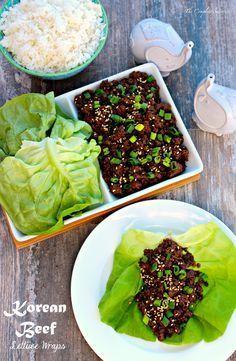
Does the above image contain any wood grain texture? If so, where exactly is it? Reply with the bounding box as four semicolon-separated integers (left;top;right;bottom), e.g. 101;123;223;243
0;0;235;360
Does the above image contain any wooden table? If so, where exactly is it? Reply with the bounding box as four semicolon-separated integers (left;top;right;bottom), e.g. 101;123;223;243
0;0;235;360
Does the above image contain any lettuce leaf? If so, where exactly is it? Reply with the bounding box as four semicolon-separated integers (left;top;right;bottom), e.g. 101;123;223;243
0;92;92;157
0;137;102;234
99;223;236;344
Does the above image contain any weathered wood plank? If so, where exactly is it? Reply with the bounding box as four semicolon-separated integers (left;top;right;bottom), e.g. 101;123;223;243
0;0;235;360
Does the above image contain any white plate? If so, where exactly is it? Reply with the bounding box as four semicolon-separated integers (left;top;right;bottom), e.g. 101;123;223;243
6;63;203;243
71;199;236;361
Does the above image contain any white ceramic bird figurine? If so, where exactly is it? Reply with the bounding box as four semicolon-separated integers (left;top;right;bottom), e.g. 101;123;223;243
130;18;194;77
193;74;236;136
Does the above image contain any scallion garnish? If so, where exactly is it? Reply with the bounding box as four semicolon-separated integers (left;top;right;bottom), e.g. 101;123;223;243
150;86;157;92
135;95;141;102
162;299;169;308
146;154;153;162
143;314;150;325
147;172;155;179
173;265;180;275
184;286;193;294
110;177;119;183
116;84;126;96
154;156;161;164
171;161;179;170
129;158;140;165
146;93;153;100
163;281;168;290
95;88;105;96
109;95;120;105
94;100;100;109
129;84;138;93
124;183;130;190
169;301;175;309
111;114;124;123
189;304;195;311
157;271;163;278
200;273;208;282
163;157;171;167
164;135;172;143
151;262;158;272
126;124;135;133
165;269;172;276
152;147;160;156
159;109;165;117
161;316;170;327
164;113;172;120
135;123;144;131
116;149;122;158
147;75;155;83
83;92;91;99
103;147;110;155
150;132;157;140
97;135;103;144
130;151;138;158
129;135;137;143
163;292;169;298
178;270;187;280
169;126;180;136
141;255;148;263
110;157;122;165
157;134;163;141
129;175;134;182
154;299;162;307
166;310;173;318
166;252;171;260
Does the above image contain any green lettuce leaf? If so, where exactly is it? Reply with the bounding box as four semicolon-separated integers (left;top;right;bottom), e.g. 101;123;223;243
99;223;236;344
0;137;102;234
0;92;92;158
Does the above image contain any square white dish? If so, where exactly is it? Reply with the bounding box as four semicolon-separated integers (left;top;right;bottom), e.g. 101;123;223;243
4;63;203;247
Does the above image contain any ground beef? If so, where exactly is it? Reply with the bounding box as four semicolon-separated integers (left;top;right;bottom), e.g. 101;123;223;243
135;238;208;341
74;71;189;197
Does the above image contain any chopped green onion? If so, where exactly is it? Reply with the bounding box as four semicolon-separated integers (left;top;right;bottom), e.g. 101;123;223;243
152;147;160;156
184;286;193;294
157;271;163;278
159;109;165;117
109;95;120;104
154;156;161;164
189;304;195;311
163;281;168;290
169;301;175;309
147;172;155;179
140;103;148;110
111;177;119;183
130;84;138;93
161;316;170;327
166;310;173;318
180;323;186;329
94;101;100;109
103;147;110;155
164;135;172;143
163;157;171;167
164;113;172;120
157;134;163;141
116;149;122;158
200;272;208;282
116;84;126;96
162;299;169;308
129;175;134;182
143;314;150;325
135;123;145;131
130;151;138;158
147;75;155;83
111;114;124;123
173;265;180;275
141;255;148;263
163;151;172;158
169;126;180;136
150;132;157;140
163;292;169;298
165;270;172;276
151;262;158;272
146;93;153;100
178;270;187;280
111;157;122;165
135;95;141;102
140;158;148;165
83;92;91;99
129;135;137;143
134;102;148;111
97;135;103;144
126;124;135;133
126;118;135;124
154;299;162;307
166;252;171;260
129;158;140;165
150;86;157;92
146;154;153;162
95;88;105;96
171;161;179;170
124;184;130;190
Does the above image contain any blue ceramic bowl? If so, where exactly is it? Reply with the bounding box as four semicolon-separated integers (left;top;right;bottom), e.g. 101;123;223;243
0;0;108;80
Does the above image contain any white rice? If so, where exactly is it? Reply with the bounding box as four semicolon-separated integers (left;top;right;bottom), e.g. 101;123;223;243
0;0;105;73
